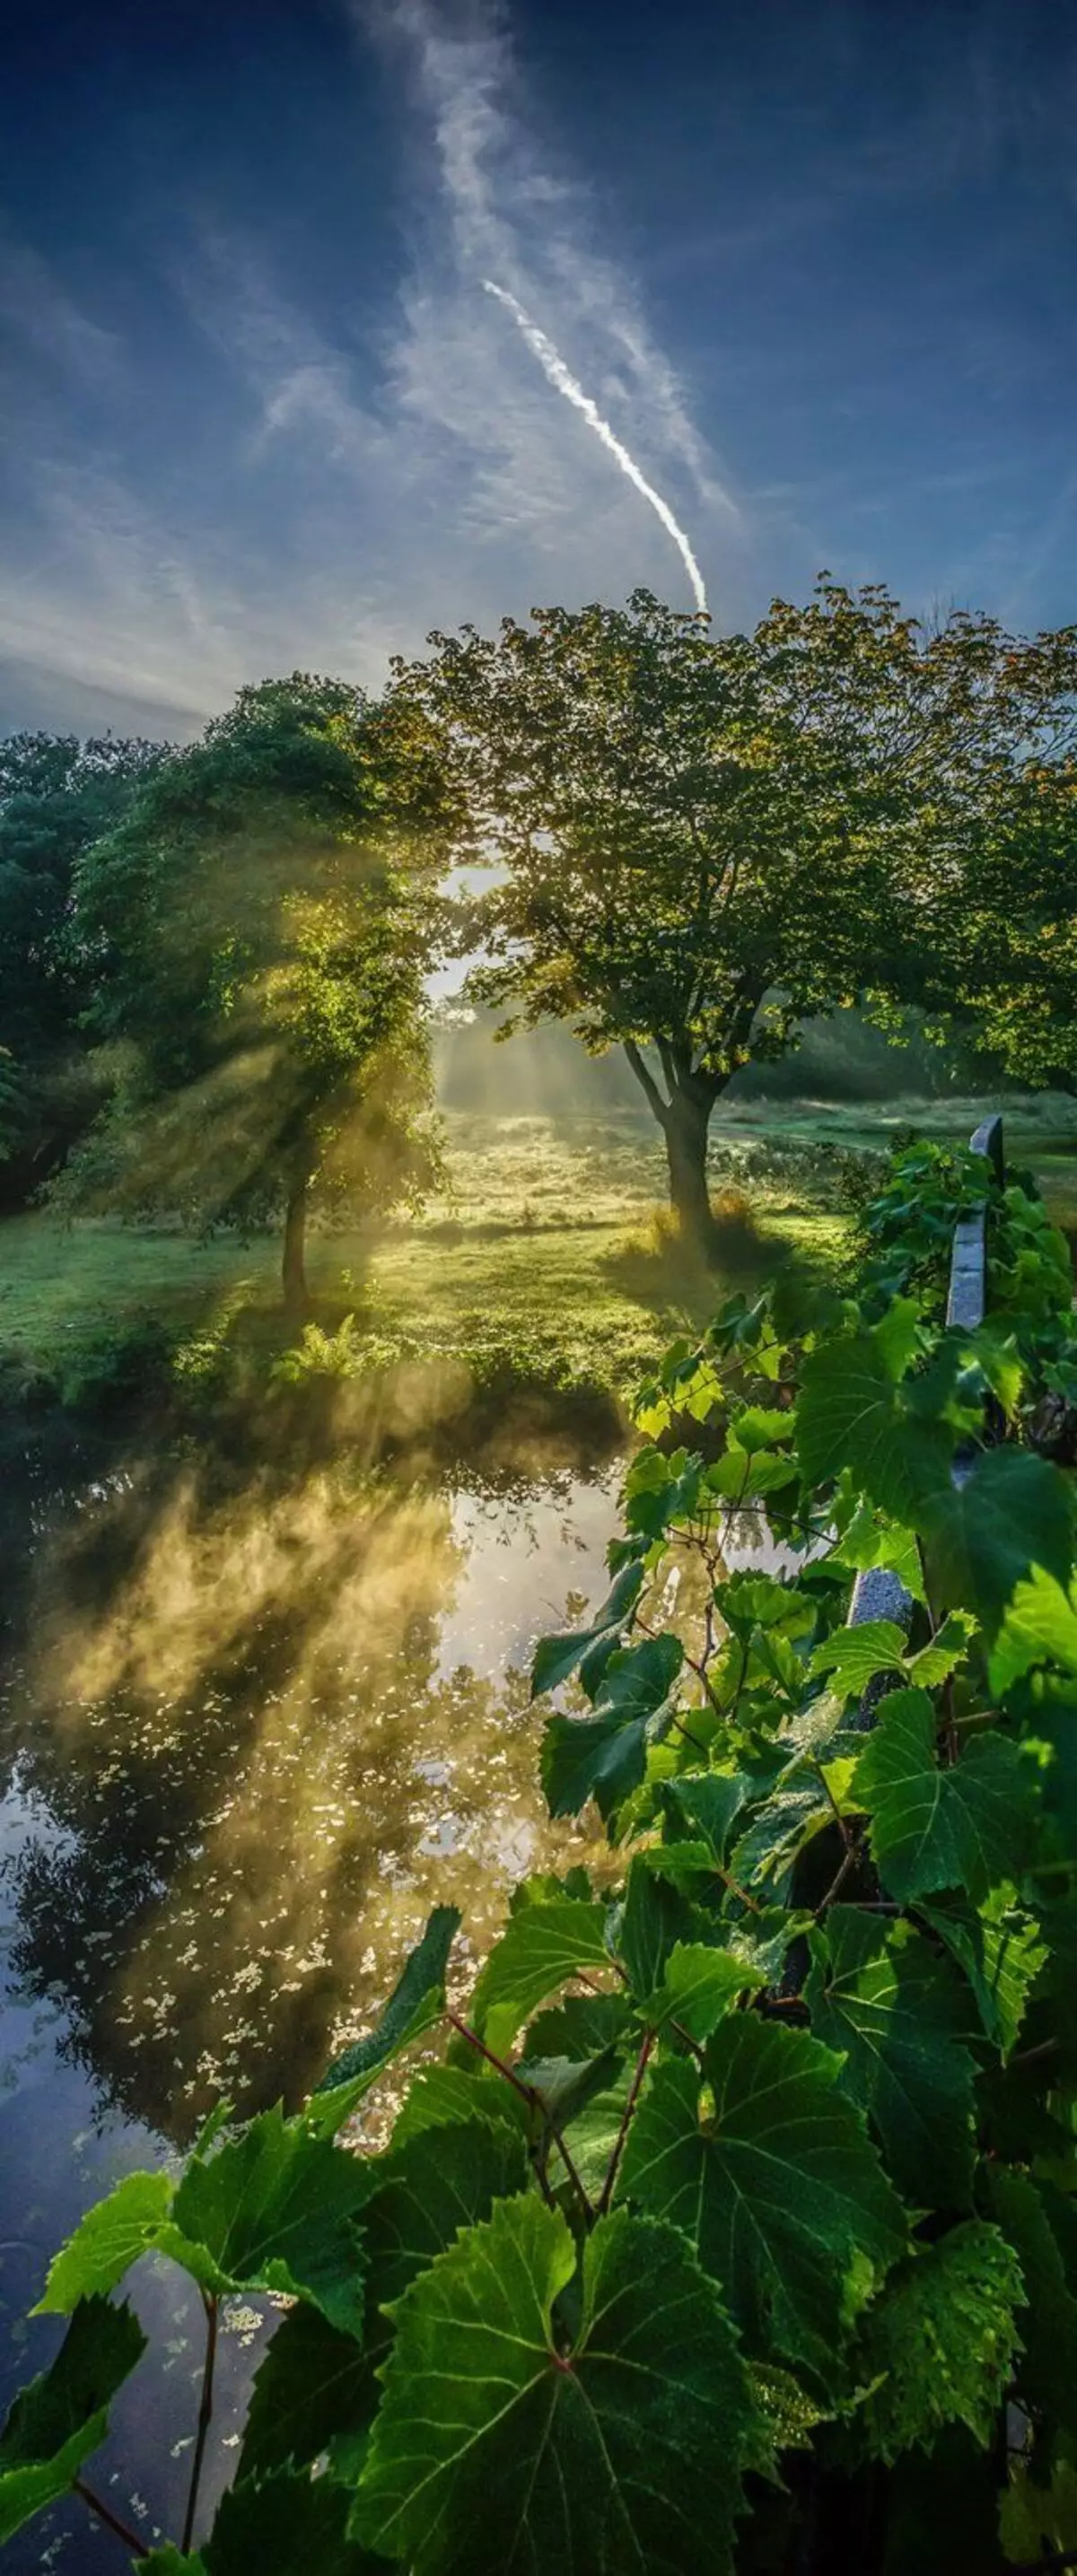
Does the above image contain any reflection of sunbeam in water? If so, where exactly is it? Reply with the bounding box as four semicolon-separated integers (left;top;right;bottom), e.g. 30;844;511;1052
8;1456;618;2143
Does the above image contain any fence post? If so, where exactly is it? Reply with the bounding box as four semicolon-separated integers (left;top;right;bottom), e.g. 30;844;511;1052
846;1115;1004;1709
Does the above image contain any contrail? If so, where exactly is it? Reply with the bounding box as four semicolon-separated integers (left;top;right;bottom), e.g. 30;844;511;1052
483;279;707;615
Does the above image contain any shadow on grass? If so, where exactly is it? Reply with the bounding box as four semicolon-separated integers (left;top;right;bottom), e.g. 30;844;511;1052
601;1192;801;1323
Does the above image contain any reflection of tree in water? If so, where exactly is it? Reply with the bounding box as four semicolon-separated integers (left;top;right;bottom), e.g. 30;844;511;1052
2;1440;604;2148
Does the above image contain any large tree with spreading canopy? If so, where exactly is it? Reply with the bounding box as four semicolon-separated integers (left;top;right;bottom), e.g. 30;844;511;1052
67;674;457;1314
394;583;1077;1241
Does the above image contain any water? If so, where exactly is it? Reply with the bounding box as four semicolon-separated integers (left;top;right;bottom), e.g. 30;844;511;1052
0;1430;622;2570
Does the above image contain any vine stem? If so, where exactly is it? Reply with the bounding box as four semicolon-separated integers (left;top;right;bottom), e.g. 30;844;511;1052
598;2030;654;2218
447;2014;594;2222
181;2289;218;2556
74;2478;150;2559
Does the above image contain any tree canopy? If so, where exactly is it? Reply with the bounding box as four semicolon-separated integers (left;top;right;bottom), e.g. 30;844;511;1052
0;731;166;1205
66;674;458;1311
394;583;1077;1239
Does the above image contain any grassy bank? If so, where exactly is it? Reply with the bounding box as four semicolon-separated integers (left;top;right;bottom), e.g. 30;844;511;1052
0;1112;850;1414
2;1098;1071;1418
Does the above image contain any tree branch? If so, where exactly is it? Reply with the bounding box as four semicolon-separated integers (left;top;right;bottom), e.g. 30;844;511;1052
623;1038;670;1121
74;2478;150;2558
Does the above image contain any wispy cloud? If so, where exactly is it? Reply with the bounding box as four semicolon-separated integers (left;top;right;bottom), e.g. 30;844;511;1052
0;0;740;733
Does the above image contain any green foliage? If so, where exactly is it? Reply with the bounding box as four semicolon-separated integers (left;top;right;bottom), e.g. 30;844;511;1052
60;677;455;1300
0;2298;145;2545
394;583;1077;1231
7;1132;1077;2571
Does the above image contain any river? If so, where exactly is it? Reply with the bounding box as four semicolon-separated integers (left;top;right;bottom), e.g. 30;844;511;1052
0;1424;622;2570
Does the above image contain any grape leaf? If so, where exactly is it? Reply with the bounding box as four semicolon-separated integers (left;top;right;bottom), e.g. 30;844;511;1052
855;2223;1023;2462
808;1620;909;1697
988;2169;1077;2432
310;1906;461;2130
639;1941;765;2041
352;2196;757;2574
797;1334;952;1520
530;1561;644;1698
203;2467;384;2572
240;2305;372;2481
989;1563;1077;1695
389;2065;529;2148
468;1898;613;2044
522;1994;633;2060
164;2108;372;2333
915;1887;1046;2059
361;2118;531;2330
852;1690;1036;1901
0;2298;146;2545
541;1638;682;1824
803;1909;977;2207
35;2169;175;2314
920;1448;1073;1637
619;2016;906;2377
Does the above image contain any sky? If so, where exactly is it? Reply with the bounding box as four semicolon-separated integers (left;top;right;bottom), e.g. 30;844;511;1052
1;0;1074;743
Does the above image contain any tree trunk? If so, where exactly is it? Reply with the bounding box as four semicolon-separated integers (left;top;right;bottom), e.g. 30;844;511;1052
282;1173;311;1321
662;1085;715;1244
622;1040;722;1251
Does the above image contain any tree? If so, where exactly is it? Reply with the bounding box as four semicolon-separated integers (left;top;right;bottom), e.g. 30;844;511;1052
394;585;1077;1243
0;731;166;1206
67;676;456;1314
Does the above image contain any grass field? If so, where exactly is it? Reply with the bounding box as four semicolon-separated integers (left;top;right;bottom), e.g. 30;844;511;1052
2;1097;1073;1409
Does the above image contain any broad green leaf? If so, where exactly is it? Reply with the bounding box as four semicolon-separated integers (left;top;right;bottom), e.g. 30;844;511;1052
1000;2446;1077;2566
469;1898;612;2044
920;1448;1073;1637
310;1906;460;2129
640;1941;765;2041
804;1909;977;2208
729;1783;836;1897
35;2168;174;2314
906;1610;978;1689
514;2047;625;2131
661;1769;755;1858
541;1638;682;1826
988;2169;1077;2432
808;1619;909;1697
726;1405;795;1453
714;1572;818;1640
871;1295;923;1382
353;2196;757;2574
797;1334;952;1520
706;1446;797;1502
855;2223;1023;2462
203;2467;384;2572
389;2064;529;2148
915;1887;1046;2058
361;2118;531;2330
989;1564;1077;1695
164;2107;372;2333
722;1908;816;1983
522;1993;633;2060
853;1690;1036;1901
530;1560;644;1699
0;2298;146;2545
240;2305;372;2481
827;1495;926;1605
619;2016;906;2377
541;1708;652;1823
614;1856;696;1998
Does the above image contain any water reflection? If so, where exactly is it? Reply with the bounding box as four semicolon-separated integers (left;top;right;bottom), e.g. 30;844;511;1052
0;1434;620;2569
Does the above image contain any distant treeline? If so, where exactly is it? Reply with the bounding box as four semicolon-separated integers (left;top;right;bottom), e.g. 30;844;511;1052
433;1003;1001;1119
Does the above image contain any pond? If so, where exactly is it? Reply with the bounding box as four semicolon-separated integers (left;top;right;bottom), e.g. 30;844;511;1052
0;1428;623;2571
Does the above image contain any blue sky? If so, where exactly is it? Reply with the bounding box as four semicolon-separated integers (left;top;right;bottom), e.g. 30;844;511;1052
1;0;1073;740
